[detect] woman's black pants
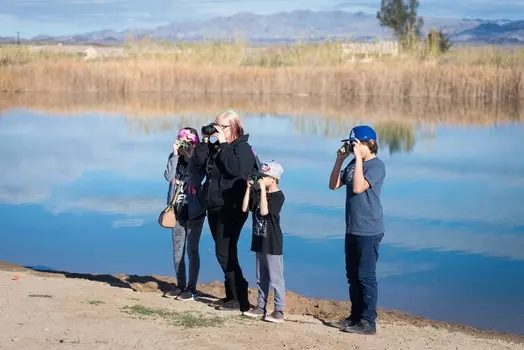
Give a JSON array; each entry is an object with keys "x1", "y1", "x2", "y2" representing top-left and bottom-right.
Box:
[{"x1": 207, "y1": 206, "x2": 250, "y2": 311}]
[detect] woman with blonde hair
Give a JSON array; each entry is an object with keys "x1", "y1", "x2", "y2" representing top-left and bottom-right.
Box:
[{"x1": 193, "y1": 109, "x2": 257, "y2": 313}]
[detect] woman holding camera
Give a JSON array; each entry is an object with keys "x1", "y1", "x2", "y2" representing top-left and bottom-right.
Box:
[
  {"x1": 164, "y1": 127, "x2": 207, "y2": 301},
  {"x1": 193, "y1": 109, "x2": 256, "y2": 312}
]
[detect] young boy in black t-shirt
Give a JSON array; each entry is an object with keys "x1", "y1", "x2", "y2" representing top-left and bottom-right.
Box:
[{"x1": 241, "y1": 160, "x2": 286, "y2": 323}]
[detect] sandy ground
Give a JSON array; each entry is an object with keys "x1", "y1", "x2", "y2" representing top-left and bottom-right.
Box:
[{"x1": 1, "y1": 265, "x2": 523, "y2": 350}]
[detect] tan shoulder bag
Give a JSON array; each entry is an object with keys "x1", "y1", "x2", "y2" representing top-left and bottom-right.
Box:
[{"x1": 158, "y1": 182, "x2": 183, "y2": 229}]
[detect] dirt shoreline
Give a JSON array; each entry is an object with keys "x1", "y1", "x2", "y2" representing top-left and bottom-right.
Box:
[{"x1": 1, "y1": 260, "x2": 522, "y2": 346}]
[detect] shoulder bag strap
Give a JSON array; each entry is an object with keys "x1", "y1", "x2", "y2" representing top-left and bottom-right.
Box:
[{"x1": 170, "y1": 160, "x2": 191, "y2": 206}]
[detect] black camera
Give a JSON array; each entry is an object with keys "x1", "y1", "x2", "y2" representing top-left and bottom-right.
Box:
[
  {"x1": 250, "y1": 156, "x2": 263, "y2": 191},
  {"x1": 201, "y1": 123, "x2": 217, "y2": 136},
  {"x1": 341, "y1": 141, "x2": 354, "y2": 154}
]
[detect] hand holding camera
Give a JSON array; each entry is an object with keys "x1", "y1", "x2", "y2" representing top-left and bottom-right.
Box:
[
  {"x1": 200, "y1": 123, "x2": 216, "y2": 143},
  {"x1": 201, "y1": 123, "x2": 227, "y2": 143},
  {"x1": 201, "y1": 123, "x2": 217, "y2": 136},
  {"x1": 337, "y1": 141, "x2": 352, "y2": 160},
  {"x1": 351, "y1": 138, "x2": 363, "y2": 159},
  {"x1": 173, "y1": 140, "x2": 192, "y2": 154},
  {"x1": 257, "y1": 176, "x2": 273, "y2": 189}
]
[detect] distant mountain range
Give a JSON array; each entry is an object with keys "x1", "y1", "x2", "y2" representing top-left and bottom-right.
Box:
[{"x1": 1, "y1": 10, "x2": 523, "y2": 45}]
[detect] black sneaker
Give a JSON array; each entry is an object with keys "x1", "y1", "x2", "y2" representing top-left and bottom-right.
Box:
[
  {"x1": 216, "y1": 299, "x2": 240, "y2": 311},
  {"x1": 326, "y1": 317, "x2": 358, "y2": 330},
  {"x1": 341, "y1": 319, "x2": 376, "y2": 335},
  {"x1": 164, "y1": 287, "x2": 183, "y2": 298},
  {"x1": 177, "y1": 290, "x2": 196, "y2": 301}
]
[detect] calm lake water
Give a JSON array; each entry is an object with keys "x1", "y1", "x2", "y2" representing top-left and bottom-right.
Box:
[{"x1": 1, "y1": 106, "x2": 523, "y2": 335}]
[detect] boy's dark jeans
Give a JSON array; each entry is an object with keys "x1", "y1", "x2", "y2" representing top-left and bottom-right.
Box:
[{"x1": 345, "y1": 232, "x2": 384, "y2": 327}]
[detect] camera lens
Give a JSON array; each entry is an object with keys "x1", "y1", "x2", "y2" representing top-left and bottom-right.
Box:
[{"x1": 201, "y1": 123, "x2": 217, "y2": 135}]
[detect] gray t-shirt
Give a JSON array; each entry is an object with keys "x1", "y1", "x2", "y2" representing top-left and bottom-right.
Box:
[{"x1": 340, "y1": 157, "x2": 386, "y2": 236}]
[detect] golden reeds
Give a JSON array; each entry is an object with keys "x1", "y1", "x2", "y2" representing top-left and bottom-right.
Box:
[{"x1": 0, "y1": 42, "x2": 523, "y2": 102}]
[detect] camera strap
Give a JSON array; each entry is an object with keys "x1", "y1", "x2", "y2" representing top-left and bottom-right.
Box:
[{"x1": 205, "y1": 145, "x2": 221, "y2": 177}]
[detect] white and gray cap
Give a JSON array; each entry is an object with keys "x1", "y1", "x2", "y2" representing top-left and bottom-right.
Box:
[{"x1": 260, "y1": 160, "x2": 284, "y2": 180}]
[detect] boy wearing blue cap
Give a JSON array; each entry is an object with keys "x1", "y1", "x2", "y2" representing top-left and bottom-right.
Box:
[{"x1": 328, "y1": 125, "x2": 386, "y2": 335}]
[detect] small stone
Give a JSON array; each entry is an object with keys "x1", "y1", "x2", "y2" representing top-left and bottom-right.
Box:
[{"x1": 12, "y1": 338, "x2": 19, "y2": 342}]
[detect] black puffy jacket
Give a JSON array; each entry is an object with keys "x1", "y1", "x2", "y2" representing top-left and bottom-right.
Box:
[{"x1": 193, "y1": 135, "x2": 256, "y2": 210}]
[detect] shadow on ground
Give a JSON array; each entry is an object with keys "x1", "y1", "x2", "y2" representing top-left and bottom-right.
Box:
[{"x1": 18, "y1": 264, "x2": 220, "y2": 303}]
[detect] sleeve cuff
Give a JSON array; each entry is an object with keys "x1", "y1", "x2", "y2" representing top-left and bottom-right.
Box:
[{"x1": 363, "y1": 174, "x2": 373, "y2": 187}]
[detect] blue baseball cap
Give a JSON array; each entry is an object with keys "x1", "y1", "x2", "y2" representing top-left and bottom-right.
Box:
[{"x1": 341, "y1": 125, "x2": 377, "y2": 143}]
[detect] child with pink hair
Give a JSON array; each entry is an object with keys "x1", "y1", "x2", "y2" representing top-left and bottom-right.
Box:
[{"x1": 164, "y1": 127, "x2": 206, "y2": 301}]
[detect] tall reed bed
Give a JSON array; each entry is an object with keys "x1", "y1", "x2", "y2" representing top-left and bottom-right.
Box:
[
  {"x1": 2, "y1": 60, "x2": 522, "y2": 102},
  {"x1": 1, "y1": 42, "x2": 523, "y2": 102}
]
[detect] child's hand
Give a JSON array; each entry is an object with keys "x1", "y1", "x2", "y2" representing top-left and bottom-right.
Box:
[
  {"x1": 247, "y1": 179, "x2": 254, "y2": 187},
  {"x1": 257, "y1": 177, "x2": 268, "y2": 189},
  {"x1": 337, "y1": 142, "x2": 351, "y2": 160},
  {"x1": 352, "y1": 138, "x2": 363, "y2": 160},
  {"x1": 173, "y1": 140, "x2": 181, "y2": 154},
  {"x1": 259, "y1": 176, "x2": 272, "y2": 188}
]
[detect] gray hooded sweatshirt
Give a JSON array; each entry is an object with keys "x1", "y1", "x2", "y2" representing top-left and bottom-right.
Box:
[{"x1": 164, "y1": 152, "x2": 207, "y2": 221}]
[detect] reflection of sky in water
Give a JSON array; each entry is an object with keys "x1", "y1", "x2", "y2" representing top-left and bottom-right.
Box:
[{"x1": 0, "y1": 110, "x2": 523, "y2": 335}]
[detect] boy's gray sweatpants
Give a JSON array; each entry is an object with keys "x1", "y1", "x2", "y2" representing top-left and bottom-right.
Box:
[
  {"x1": 172, "y1": 217, "x2": 205, "y2": 293},
  {"x1": 256, "y1": 253, "x2": 285, "y2": 312}
]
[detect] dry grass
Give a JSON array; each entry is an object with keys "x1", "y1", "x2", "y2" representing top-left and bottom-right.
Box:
[
  {"x1": 122, "y1": 305, "x2": 226, "y2": 329},
  {"x1": 440, "y1": 46, "x2": 524, "y2": 69},
  {"x1": 1, "y1": 42, "x2": 523, "y2": 102},
  {"x1": 2, "y1": 61, "x2": 523, "y2": 103}
]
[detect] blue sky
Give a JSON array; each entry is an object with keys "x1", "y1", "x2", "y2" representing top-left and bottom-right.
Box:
[{"x1": 1, "y1": 0, "x2": 523, "y2": 37}]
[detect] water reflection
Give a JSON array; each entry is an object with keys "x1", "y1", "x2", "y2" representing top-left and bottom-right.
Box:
[
  {"x1": 0, "y1": 99, "x2": 523, "y2": 335},
  {"x1": 1, "y1": 92, "x2": 522, "y2": 124},
  {"x1": 125, "y1": 114, "x2": 424, "y2": 155},
  {"x1": 374, "y1": 122, "x2": 417, "y2": 154}
]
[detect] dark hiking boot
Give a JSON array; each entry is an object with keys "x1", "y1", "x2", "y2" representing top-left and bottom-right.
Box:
[
  {"x1": 326, "y1": 317, "x2": 358, "y2": 330},
  {"x1": 216, "y1": 299, "x2": 240, "y2": 312},
  {"x1": 341, "y1": 319, "x2": 376, "y2": 335}
]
